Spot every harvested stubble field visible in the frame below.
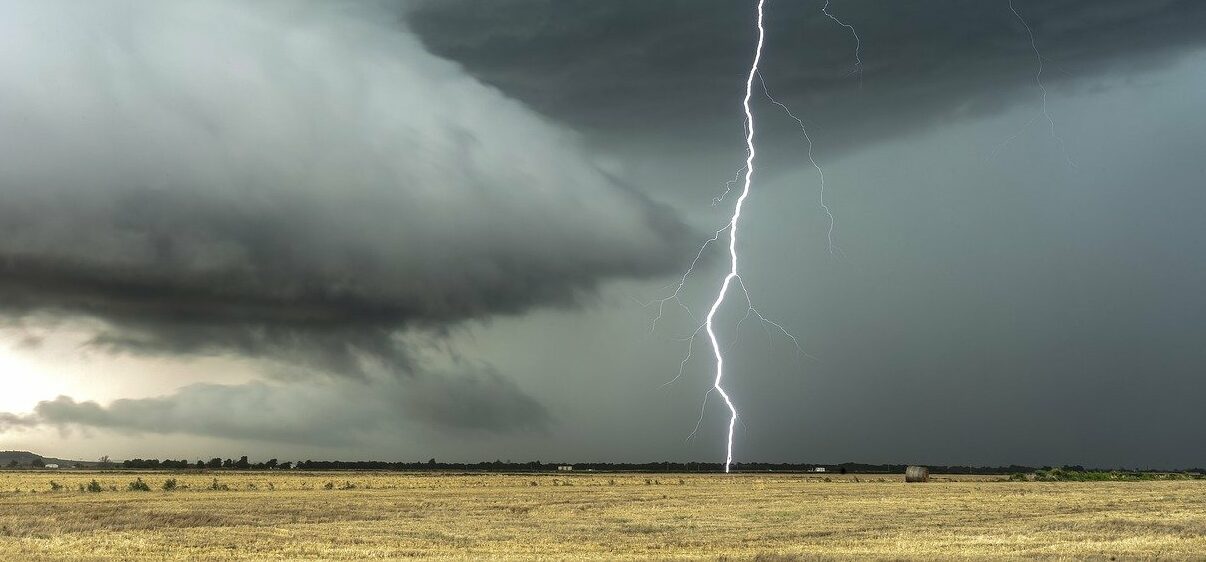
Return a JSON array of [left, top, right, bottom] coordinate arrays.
[[1, 471, 1204, 560]]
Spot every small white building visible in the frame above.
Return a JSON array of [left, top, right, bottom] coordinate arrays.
[[812, 467, 826, 473], [557, 465, 574, 471], [44, 464, 60, 469]]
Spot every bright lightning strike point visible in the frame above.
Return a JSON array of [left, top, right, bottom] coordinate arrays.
[[703, 0, 768, 473]]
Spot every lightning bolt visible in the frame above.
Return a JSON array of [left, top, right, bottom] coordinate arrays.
[[645, 0, 850, 472], [757, 73, 837, 255], [752, 0, 864, 255], [699, 0, 769, 473], [822, 0, 862, 80], [999, 0, 1076, 167]]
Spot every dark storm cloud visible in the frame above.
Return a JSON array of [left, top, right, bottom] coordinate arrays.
[[405, 0, 1206, 468], [5, 0, 1205, 466], [0, 365, 550, 442], [0, 0, 693, 376], [408, 0, 1206, 151]]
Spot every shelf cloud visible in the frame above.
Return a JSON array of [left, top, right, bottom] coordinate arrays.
[[0, 0, 691, 375]]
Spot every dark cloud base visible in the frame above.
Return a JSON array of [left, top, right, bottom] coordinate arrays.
[[409, 0, 1206, 153]]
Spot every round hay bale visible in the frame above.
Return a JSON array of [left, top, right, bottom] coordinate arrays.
[[905, 466, 930, 483]]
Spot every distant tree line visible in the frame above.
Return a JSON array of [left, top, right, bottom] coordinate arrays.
[[9, 454, 1204, 474], [102, 459, 1206, 474], [121, 456, 294, 470]]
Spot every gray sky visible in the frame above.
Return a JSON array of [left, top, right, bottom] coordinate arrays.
[[2, 0, 1205, 468]]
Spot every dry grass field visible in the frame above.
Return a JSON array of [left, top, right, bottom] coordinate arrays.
[[1, 470, 1204, 560]]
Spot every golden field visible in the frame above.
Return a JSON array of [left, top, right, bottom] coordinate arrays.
[[1, 470, 1204, 560]]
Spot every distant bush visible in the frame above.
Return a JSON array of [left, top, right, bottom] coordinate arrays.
[[1008, 473, 1029, 482], [1032, 467, 1163, 482], [316, 481, 360, 490], [86, 480, 104, 493], [127, 478, 151, 492], [162, 478, 178, 491], [210, 478, 230, 491], [49, 480, 64, 492]]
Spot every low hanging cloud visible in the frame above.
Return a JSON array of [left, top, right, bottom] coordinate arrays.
[[0, 0, 692, 376], [0, 365, 551, 443]]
